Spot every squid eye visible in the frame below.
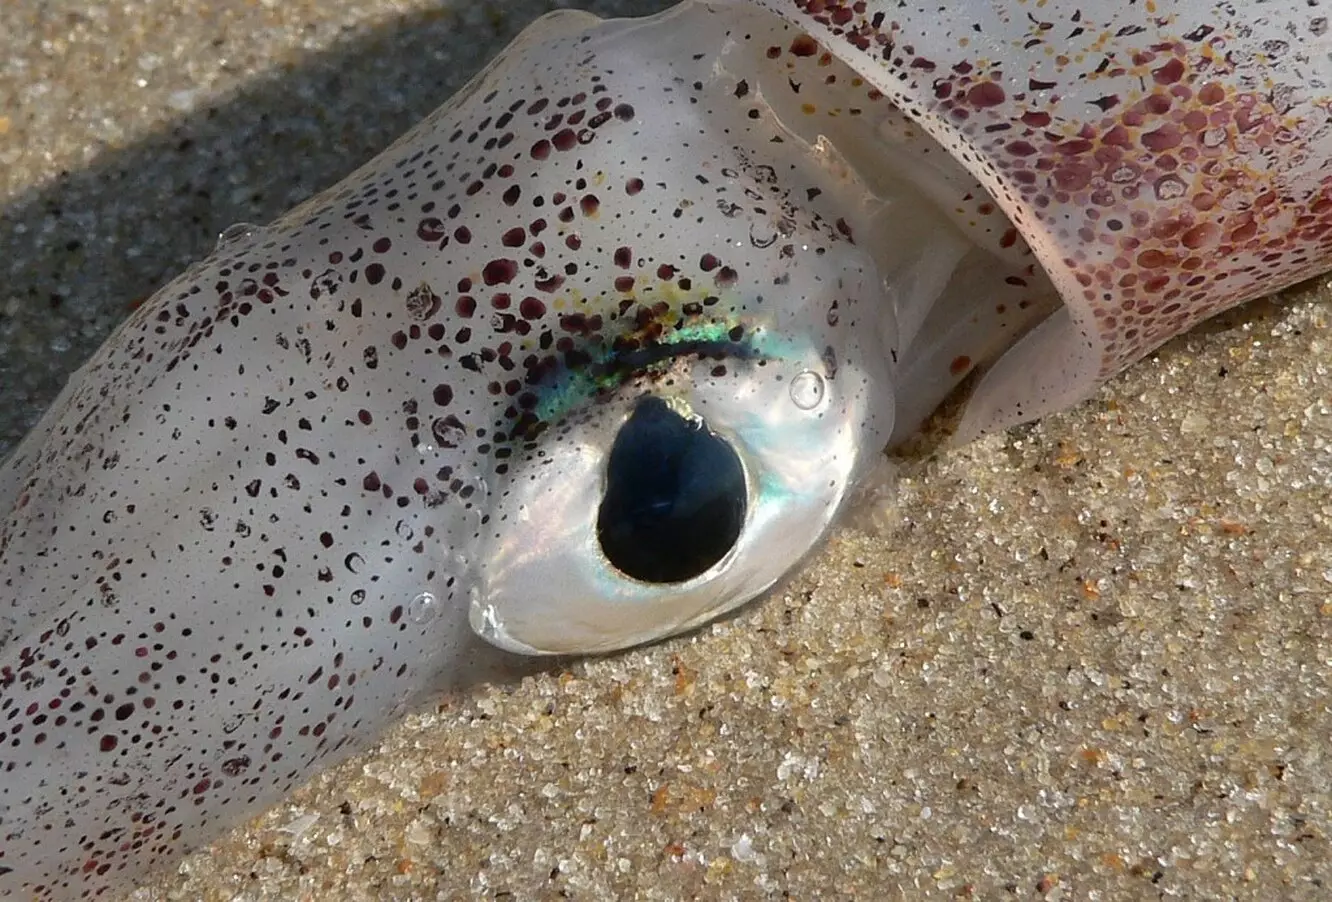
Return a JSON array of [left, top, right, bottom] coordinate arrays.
[[597, 396, 746, 584]]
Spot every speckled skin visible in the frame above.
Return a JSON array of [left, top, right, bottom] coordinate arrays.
[[755, 0, 1332, 433], [0, 4, 893, 897], [1, 1, 1328, 898]]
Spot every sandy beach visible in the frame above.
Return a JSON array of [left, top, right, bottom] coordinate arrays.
[[2, 1, 1330, 899]]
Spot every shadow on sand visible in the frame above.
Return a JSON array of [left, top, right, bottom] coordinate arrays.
[[0, 0, 672, 455]]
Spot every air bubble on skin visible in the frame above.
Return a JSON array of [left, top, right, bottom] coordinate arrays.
[[215, 222, 263, 250], [789, 370, 827, 410], [408, 591, 438, 624], [476, 596, 500, 639], [470, 592, 502, 645], [748, 221, 780, 248]]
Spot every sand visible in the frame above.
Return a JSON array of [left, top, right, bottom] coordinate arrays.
[[2, 1, 1330, 899]]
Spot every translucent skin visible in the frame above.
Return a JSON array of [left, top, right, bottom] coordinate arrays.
[[0, 5, 894, 897], [3, 1, 1330, 898], [751, 0, 1332, 435]]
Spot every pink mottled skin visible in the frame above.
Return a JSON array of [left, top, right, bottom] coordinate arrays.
[[754, 0, 1332, 432], [2, 1, 1329, 898]]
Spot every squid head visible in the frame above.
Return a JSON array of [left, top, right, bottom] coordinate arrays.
[[3, 1, 1331, 898]]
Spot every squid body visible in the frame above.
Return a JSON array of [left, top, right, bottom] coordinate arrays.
[[3, 0, 1331, 897]]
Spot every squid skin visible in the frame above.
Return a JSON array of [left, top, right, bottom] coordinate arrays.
[[2, 0, 1330, 898]]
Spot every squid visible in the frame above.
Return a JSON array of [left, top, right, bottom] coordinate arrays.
[[2, 0, 1330, 897]]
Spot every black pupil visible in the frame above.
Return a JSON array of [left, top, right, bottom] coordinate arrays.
[[597, 396, 746, 584]]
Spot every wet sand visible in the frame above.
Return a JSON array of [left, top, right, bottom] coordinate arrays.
[[3, 2, 1330, 899]]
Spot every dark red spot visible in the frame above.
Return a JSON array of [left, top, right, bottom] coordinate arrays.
[[1136, 249, 1171, 269], [482, 259, 518, 285], [365, 263, 386, 285], [1053, 165, 1093, 191], [553, 129, 578, 151], [580, 195, 600, 216], [434, 384, 453, 406], [502, 227, 525, 247], [790, 35, 819, 57], [1144, 94, 1172, 115], [1152, 58, 1185, 85], [372, 237, 392, 253], [966, 81, 1005, 108], [1141, 125, 1181, 152], [1181, 222, 1219, 249], [519, 297, 546, 319]]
